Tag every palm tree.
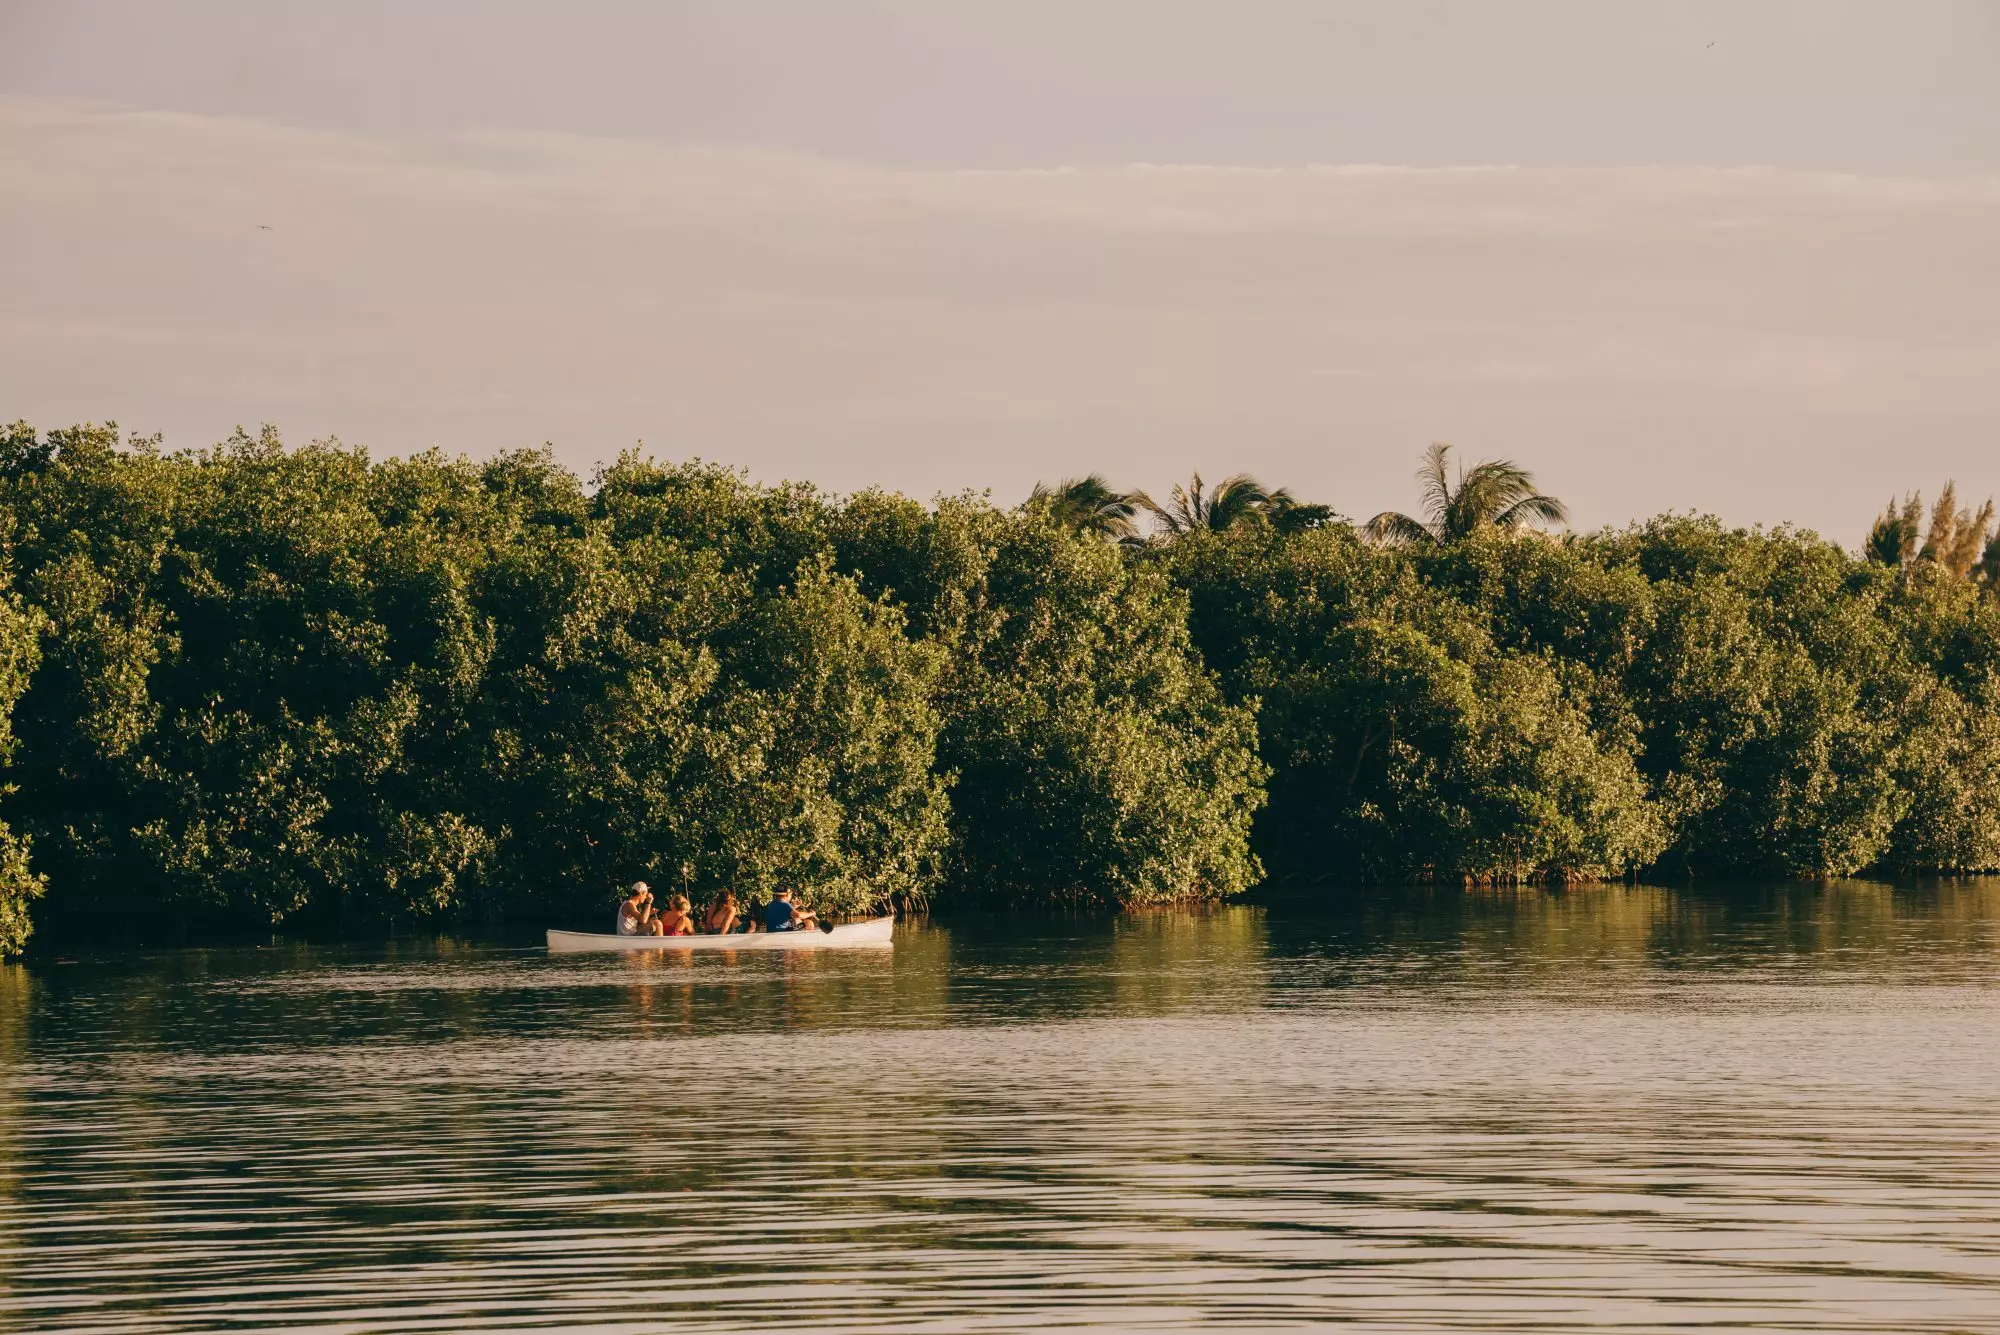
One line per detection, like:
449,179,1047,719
1362,442,1567,545
1867,483,1999,587
1918,481,1995,579
1263,488,1335,534
1865,493,1924,567
1135,472,1273,538
1024,474,1143,543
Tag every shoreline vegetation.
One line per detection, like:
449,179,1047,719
5,420,2000,954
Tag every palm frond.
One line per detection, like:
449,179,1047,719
1131,489,1181,538
1448,459,1534,536
1921,481,1960,564
1865,496,1919,567
1139,471,1331,540
1134,476,1200,535
1168,474,1206,532
1491,491,1569,532
1137,473,1221,538
1416,443,1453,530
1029,473,1143,541
1206,474,1271,531
1362,510,1438,545
1378,442,1565,544
1950,497,1995,578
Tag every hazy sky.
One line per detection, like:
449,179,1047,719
4,1,1999,538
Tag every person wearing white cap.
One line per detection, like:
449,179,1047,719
615,881,658,936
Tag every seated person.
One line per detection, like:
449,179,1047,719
703,892,740,935
615,882,655,936
763,887,819,932
658,894,696,936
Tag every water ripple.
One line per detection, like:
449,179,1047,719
6,886,2000,1332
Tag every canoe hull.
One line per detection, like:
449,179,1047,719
547,916,895,953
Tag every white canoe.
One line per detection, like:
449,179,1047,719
547,916,895,953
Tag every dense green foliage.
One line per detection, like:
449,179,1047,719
0,530,44,956
1161,526,1665,883
0,423,1265,947
2,420,1997,953
831,494,1265,906
1164,516,2000,884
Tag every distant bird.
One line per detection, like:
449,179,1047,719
1706,40,1715,48
257,224,273,230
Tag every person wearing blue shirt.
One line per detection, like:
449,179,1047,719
763,887,817,932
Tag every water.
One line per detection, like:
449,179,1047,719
6,883,2000,1333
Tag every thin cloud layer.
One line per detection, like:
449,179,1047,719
4,97,1999,536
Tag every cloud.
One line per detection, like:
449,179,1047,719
14,96,1999,237
3,96,1999,536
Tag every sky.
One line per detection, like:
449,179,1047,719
3,1,1999,539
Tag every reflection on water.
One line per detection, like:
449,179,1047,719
5,883,2000,1332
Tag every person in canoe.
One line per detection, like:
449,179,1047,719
702,891,741,935
655,894,696,936
616,882,658,936
763,886,818,932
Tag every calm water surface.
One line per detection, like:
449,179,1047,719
6,883,2000,1333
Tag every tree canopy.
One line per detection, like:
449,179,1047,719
0,423,1267,950
2,418,1997,955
